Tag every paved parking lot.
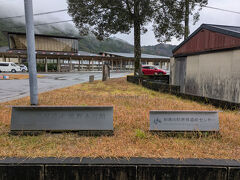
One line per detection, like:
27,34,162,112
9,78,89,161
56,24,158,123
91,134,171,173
0,72,130,103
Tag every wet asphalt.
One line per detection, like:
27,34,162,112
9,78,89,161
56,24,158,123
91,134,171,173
0,72,130,103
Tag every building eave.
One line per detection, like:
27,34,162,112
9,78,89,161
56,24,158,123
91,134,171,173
172,24,240,55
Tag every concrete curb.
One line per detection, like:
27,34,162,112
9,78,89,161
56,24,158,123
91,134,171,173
0,158,239,179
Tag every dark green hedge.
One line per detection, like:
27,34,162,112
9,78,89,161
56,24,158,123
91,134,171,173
23,63,57,72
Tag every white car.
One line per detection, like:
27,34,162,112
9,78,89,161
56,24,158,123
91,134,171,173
20,64,28,72
0,62,21,73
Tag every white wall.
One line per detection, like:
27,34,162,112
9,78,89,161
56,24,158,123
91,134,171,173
183,50,240,103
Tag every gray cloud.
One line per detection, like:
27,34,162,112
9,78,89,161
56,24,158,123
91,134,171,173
0,0,240,45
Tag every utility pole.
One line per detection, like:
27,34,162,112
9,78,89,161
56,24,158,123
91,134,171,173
24,0,38,105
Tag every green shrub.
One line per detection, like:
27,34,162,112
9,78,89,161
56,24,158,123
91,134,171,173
135,129,146,139
23,62,58,72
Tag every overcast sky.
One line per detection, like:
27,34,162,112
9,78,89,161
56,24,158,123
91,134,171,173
0,0,240,46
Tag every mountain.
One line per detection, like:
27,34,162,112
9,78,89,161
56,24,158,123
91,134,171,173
0,19,176,56
78,37,176,57
78,36,134,54
142,44,176,57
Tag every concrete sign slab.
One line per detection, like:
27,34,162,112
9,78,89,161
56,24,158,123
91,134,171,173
10,106,113,135
150,111,219,132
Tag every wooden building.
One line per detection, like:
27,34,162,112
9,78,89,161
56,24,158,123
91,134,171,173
171,24,240,104
7,32,79,53
99,52,170,70
0,32,170,72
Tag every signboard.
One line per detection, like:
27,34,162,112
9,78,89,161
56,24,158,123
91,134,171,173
150,111,219,132
11,106,113,135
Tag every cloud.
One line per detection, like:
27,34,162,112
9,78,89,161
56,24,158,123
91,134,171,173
0,0,240,45
117,0,240,45
0,0,77,34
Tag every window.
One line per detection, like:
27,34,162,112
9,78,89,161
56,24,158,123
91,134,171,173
143,66,149,69
0,63,9,66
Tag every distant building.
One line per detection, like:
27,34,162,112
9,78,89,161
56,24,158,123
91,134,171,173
78,51,99,56
7,32,79,53
0,32,79,64
171,24,240,104
99,52,170,69
0,32,171,72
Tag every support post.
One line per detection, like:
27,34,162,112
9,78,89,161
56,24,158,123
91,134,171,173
18,56,21,65
24,0,38,105
2,55,5,62
98,60,101,71
69,57,72,72
45,57,48,72
57,57,61,72
92,58,94,71
120,59,123,70
78,60,81,71
81,58,84,71
111,60,113,70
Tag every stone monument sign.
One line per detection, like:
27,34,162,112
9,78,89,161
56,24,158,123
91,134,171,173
150,110,219,132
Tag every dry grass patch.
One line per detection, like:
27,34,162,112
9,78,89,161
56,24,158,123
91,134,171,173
0,78,240,159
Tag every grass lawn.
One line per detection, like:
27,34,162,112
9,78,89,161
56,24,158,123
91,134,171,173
0,77,239,159
0,74,44,80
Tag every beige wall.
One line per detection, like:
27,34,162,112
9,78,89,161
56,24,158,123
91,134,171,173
0,58,18,63
182,50,240,103
9,34,78,52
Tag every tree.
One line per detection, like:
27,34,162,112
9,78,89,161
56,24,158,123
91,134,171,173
182,0,208,39
153,0,208,42
67,0,178,76
67,0,207,75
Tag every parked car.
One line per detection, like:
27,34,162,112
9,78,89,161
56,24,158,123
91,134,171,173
142,66,166,75
19,64,28,72
0,62,21,73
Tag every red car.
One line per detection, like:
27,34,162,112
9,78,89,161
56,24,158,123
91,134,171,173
142,66,166,75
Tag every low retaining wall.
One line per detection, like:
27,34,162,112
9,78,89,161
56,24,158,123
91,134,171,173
127,76,240,110
127,75,170,84
0,158,239,180
179,93,240,110
127,75,179,94
142,80,180,95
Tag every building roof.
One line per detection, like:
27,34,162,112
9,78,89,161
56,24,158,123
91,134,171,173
209,24,240,34
78,51,100,56
4,31,80,40
173,24,240,54
102,52,170,59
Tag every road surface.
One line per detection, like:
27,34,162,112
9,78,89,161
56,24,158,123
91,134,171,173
0,72,130,103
